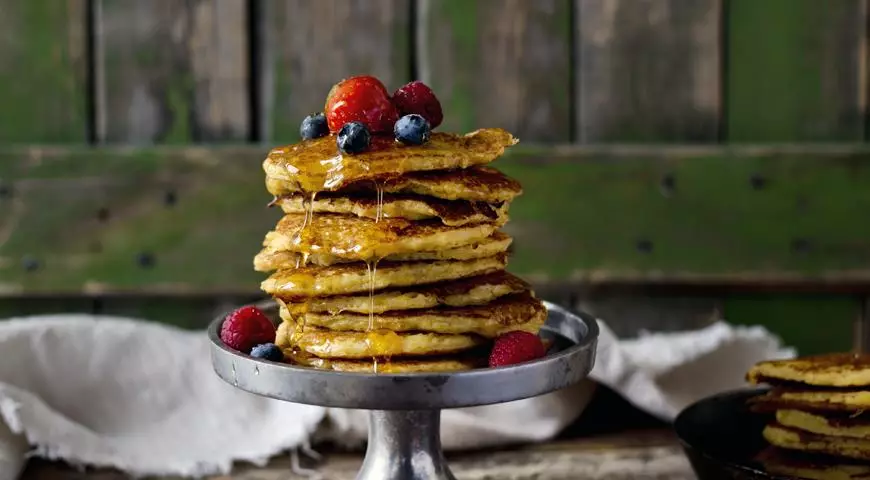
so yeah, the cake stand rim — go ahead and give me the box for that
[208,300,599,409]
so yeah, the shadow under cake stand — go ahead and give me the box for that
[208,301,599,480]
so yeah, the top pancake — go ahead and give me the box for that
[263,128,517,193]
[747,354,870,387]
[266,166,522,203]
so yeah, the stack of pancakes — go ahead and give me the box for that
[253,128,548,373]
[747,354,870,474]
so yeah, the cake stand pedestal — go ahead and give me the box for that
[208,301,599,480]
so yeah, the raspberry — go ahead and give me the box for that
[324,75,399,134]
[220,306,275,353]
[392,81,443,129]
[488,331,546,368]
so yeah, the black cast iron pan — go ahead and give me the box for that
[674,388,788,480]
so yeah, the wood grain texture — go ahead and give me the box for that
[419,0,572,141]
[260,0,409,142]
[727,0,866,141]
[0,0,89,143]
[95,0,249,143]
[3,145,870,299]
[575,0,721,142]
[20,430,692,480]
[725,0,867,354]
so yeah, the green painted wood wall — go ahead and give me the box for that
[1,0,869,355]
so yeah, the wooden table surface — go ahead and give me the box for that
[19,389,696,479]
[21,429,694,480]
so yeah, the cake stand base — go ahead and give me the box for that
[358,410,454,480]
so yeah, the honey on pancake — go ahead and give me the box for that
[264,129,517,193]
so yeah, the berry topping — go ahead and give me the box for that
[299,113,329,140]
[394,114,431,145]
[325,75,399,134]
[250,343,284,362]
[392,81,443,129]
[337,121,371,154]
[220,306,275,353]
[488,331,547,368]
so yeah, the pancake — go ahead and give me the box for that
[274,192,509,226]
[276,271,528,314]
[278,291,545,338]
[261,255,507,298]
[284,348,486,373]
[266,166,522,203]
[747,354,870,387]
[255,232,512,271]
[764,423,870,461]
[276,322,484,359]
[777,409,870,439]
[263,128,517,192]
[750,389,870,412]
[755,446,870,480]
[263,213,497,263]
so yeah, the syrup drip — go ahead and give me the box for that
[292,192,318,341]
[368,181,385,373]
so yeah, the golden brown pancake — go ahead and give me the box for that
[755,446,870,479]
[263,213,497,263]
[777,409,870,439]
[278,291,545,338]
[255,232,512,271]
[266,166,522,203]
[263,128,517,192]
[764,423,870,461]
[284,348,486,373]
[747,354,870,388]
[275,321,484,359]
[274,192,509,226]
[750,389,870,412]
[261,255,507,299]
[276,271,529,314]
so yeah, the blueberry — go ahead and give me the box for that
[337,121,371,154]
[394,114,431,146]
[300,113,329,140]
[250,343,283,362]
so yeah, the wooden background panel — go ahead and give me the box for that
[0,0,89,143]
[419,0,572,141]
[0,147,274,294]
[95,0,249,143]
[260,0,409,142]
[575,0,721,143]
[723,0,868,354]
[726,0,866,142]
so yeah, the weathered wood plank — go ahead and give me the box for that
[3,145,870,299]
[95,0,249,143]
[20,430,692,480]
[419,0,572,141]
[260,0,409,142]
[727,0,866,141]
[0,0,89,143]
[96,296,255,329]
[0,298,95,320]
[724,0,867,354]
[575,0,721,142]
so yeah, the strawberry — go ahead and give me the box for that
[488,331,547,368]
[324,75,399,134]
[392,81,443,129]
[220,306,275,353]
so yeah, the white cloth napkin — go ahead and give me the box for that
[0,313,794,479]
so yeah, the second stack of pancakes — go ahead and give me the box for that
[255,128,547,373]
[747,354,870,471]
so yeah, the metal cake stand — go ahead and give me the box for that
[208,301,599,480]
